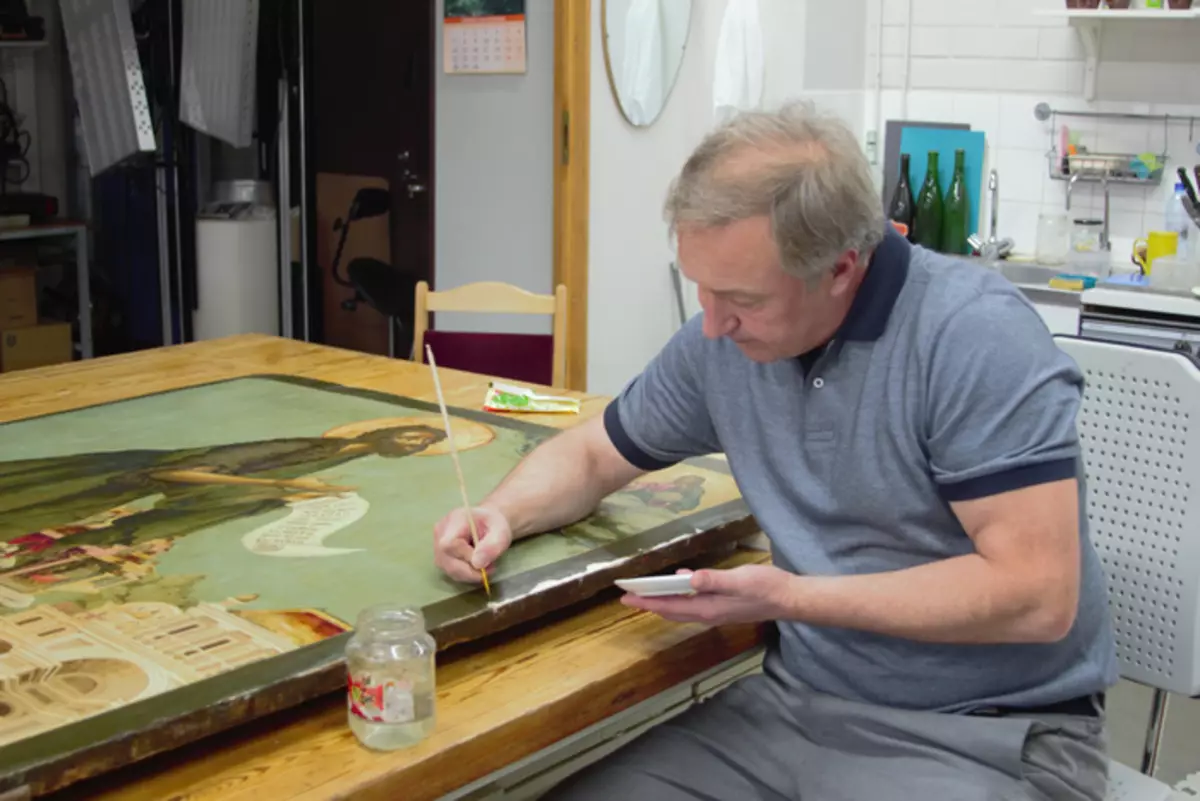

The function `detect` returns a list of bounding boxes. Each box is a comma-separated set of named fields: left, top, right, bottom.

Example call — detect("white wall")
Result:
left=864, top=0, right=1200, bottom=268
left=433, top=0, right=555, bottom=334
left=588, top=0, right=869, bottom=396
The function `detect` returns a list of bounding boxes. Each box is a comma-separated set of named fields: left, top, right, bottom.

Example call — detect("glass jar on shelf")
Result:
left=345, top=603, right=437, bottom=751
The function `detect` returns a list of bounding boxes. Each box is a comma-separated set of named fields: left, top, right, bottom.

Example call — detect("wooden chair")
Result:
left=412, top=280, right=568, bottom=388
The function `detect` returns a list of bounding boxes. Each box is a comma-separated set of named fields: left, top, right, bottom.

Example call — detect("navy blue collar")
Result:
left=835, top=225, right=911, bottom=342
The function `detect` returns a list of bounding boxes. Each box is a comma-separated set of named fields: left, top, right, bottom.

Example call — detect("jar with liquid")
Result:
left=1067, top=218, right=1110, bottom=278
left=345, top=603, right=437, bottom=750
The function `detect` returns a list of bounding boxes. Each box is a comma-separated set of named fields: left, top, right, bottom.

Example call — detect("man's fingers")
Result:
left=689, top=569, right=718, bottom=593
left=434, top=513, right=481, bottom=580
left=470, top=533, right=506, bottom=569
left=445, top=560, right=486, bottom=584
left=437, top=538, right=486, bottom=584
left=446, top=537, right=474, bottom=566
left=434, top=507, right=510, bottom=584
left=689, top=568, right=739, bottom=595
left=620, top=593, right=710, bottom=623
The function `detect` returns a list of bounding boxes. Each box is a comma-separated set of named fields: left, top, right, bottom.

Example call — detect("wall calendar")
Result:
left=443, top=0, right=527, bottom=75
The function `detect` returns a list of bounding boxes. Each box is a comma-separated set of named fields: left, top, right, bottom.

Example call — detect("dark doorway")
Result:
left=306, top=0, right=434, bottom=359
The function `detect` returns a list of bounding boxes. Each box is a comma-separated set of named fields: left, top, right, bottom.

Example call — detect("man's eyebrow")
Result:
left=710, top=288, right=767, bottom=299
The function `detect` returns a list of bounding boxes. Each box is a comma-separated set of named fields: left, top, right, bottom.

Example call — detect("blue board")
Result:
left=899, top=127, right=986, bottom=240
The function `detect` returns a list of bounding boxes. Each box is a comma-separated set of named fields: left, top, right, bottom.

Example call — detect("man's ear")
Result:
left=828, top=249, right=862, bottom=298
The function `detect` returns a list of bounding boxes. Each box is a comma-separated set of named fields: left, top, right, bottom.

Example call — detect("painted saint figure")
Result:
left=617, top=475, right=706, bottom=514
left=0, top=424, right=447, bottom=568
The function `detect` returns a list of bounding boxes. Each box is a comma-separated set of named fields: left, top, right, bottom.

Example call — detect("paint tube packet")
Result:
left=484, top=382, right=580, bottom=414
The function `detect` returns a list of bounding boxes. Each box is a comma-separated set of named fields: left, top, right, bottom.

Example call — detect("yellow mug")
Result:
left=1132, top=230, right=1179, bottom=274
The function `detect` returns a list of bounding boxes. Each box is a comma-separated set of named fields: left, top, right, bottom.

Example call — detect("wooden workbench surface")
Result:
left=0, top=335, right=766, bottom=801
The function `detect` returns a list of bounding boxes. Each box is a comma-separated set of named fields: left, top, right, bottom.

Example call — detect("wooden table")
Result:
left=0, top=335, right=767, bottom=801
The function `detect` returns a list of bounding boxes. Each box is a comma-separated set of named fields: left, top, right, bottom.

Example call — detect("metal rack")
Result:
left=1033, top=102, right=1197, bottom=187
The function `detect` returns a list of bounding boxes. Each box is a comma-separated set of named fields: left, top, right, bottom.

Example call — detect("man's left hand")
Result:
left=621, top=564, right=798, bottom=625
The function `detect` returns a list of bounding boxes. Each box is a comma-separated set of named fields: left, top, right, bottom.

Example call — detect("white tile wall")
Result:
left=866, top=0, right=1200, bottom=266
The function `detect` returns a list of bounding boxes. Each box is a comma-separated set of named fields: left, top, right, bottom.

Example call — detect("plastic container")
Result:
left=345, top=603, right=437, bottom=751
left=1149, top=255, right=1200, bottom=292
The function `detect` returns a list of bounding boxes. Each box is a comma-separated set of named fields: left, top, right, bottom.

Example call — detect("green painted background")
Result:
left=2, top=377, right=693, bottom=624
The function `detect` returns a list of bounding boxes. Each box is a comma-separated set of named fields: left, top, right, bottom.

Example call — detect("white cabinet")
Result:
left=1033, top=301, right=1080, bottom=336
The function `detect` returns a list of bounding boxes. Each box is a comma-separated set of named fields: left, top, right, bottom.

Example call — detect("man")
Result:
left=432, top=103, right=1117, bottom=800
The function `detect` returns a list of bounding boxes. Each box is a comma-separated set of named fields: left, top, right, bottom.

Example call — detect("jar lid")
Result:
left=355, top=603, right=426, bottom=634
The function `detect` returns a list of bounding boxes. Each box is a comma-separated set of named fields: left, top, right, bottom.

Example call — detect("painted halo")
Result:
left=321, top=416, right=495, bottom=455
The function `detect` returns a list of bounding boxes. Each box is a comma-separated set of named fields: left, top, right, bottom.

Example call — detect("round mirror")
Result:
left=602, top=0, right=693, bottom=128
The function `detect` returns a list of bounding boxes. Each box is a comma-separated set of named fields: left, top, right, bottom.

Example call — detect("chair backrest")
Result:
left=1054, top=335, right=1200, bottom=697
left=412, top=280, right=568, bottom=388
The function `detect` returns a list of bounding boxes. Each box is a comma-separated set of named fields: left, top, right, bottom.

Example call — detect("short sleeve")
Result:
left=603, top=317, right=721, bottom=471
left=925, top=291, right=1083, bottom=502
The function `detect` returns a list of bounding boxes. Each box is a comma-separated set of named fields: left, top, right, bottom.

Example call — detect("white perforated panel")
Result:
left=59, top=0, right=156, bottom=174
left=178, top=0, right=259, bottom=148
left=1105, top=760, right=1173, bottom=801
left=1056, top=337, right=1200, bottom=697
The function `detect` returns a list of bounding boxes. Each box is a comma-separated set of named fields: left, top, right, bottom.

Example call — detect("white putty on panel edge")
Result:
left=485, top=531, right=702, bottom=609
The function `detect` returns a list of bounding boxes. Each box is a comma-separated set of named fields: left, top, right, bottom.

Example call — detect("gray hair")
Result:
left=664, top=102, right=887, bottom=282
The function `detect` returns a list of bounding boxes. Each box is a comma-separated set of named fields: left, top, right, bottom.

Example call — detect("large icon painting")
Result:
left=0, top=376, right=753, bottom=797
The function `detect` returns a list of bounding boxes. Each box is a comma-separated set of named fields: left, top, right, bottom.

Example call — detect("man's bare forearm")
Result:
left=783, top=551, right=1079, bottom=644
left=479, top=417, right=644, bottom=539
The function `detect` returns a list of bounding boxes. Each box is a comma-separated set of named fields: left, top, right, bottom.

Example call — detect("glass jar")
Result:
left=345, top=603, right=437, bottom=750
left=1067, top=218, right=1111, bottom=278
left=1070, top=218, right=1104, bottom=254
left=1034, top=211, right=1070, bottom=265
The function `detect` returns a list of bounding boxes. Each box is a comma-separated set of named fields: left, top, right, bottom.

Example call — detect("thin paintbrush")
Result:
left=425, top=345, right=491, bottom=597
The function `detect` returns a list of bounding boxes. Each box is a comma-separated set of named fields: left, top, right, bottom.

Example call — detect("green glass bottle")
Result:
left=941, top=149, right=970, bottom=255
left=912, top=151, right=943, bottom=251
left=887, top=153, right=915, bottom=242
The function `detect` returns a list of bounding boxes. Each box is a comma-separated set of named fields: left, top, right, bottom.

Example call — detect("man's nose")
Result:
left=701, top=302, right=736, bottom=340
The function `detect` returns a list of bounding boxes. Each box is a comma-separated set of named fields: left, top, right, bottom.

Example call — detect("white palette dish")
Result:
left=614, top=574, right=696, bottom=597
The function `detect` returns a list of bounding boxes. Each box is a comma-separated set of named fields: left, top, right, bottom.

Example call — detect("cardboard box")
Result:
left=0, top=322, right=73, bottom=372
left=0, top=266, right=37, bottom=329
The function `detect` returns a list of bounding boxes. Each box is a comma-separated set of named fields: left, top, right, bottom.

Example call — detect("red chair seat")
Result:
left=423, top=330, right=555, bottom=387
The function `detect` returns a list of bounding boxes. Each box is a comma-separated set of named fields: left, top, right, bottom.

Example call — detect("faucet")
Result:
left=1065, top=172, right=1081, bottom=211
left=987, top=170, right=999, bottom=243
left=972, top=169, right=1013, bottom=261
left=1100, top=173, right=1111, bottom=251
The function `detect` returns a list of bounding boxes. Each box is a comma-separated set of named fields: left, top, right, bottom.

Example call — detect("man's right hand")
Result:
left=433, top=506, right=513, bottom=584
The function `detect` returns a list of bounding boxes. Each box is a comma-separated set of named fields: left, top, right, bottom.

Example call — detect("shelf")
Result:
left=1036, top=8, right=1200, bottom=20
left=1049, top=170, right=1164, bottom=185
left=0, top=40, right=46, bottom=49
left=1035, top=7, right=1200, bottom=100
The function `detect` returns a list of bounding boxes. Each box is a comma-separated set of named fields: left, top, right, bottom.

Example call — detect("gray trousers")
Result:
left=548, top=647, right=1108, bottom=801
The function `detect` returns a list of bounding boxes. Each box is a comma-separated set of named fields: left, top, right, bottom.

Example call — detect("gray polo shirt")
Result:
left=604, top=226, right=1118, bottom=712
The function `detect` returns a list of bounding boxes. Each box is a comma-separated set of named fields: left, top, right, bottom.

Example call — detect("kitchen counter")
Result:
left=971, top=258, right=1084, bottom=334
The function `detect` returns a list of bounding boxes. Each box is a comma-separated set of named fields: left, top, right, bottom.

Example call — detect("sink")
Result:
left=962, top=256, right=1066, bottom=287
left=992, top=262, right=1066, bottom=287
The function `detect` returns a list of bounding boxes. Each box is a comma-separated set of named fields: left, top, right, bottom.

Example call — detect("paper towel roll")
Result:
left=193, top=215, right=280, bottom=340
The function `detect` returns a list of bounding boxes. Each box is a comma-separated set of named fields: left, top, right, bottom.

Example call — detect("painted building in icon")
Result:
left=0, top=598, right=344, bottom=746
